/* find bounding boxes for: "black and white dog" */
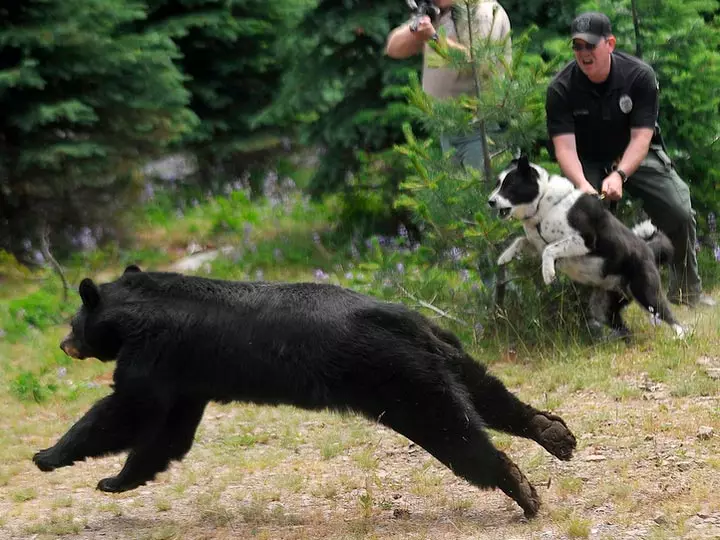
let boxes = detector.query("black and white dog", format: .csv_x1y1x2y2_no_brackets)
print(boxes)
488,156,684,339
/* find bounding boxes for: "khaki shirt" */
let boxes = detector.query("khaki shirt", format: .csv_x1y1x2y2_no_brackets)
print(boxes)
422,1,512,100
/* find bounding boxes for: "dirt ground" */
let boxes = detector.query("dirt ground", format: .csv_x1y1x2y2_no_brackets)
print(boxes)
1,380,718,540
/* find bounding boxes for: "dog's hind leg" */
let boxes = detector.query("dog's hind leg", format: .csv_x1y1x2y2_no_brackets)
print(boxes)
604,290,632,340
375,373,541,518
443,354,576,461
628,267,685,338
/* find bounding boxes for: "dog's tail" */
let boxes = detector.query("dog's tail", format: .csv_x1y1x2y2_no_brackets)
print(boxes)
633,220,674,266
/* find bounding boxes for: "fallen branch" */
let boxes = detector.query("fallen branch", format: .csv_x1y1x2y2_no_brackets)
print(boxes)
39,224,69,302
399,286,469,326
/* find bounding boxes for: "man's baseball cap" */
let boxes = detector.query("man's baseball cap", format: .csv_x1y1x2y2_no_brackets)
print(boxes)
571,12,612,44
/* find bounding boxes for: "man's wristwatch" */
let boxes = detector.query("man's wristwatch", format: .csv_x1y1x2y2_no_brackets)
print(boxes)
613,167,628,183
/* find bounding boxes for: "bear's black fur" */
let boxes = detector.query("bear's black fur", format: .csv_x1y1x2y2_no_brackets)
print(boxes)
33,266,577,518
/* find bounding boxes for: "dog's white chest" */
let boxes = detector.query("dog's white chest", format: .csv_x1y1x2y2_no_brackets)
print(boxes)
523,198,580,250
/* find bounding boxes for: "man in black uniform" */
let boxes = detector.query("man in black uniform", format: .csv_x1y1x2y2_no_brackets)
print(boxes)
545,11,714,307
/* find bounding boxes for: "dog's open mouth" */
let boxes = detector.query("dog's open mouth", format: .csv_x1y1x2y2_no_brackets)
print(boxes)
498,208,512,219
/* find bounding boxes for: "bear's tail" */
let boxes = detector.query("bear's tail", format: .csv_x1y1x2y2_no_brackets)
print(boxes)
633,220,674,266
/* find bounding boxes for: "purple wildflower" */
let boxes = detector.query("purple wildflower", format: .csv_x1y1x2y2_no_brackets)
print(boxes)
314,269,330,281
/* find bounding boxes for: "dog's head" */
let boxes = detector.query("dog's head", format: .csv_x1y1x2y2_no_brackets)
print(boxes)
488,156,549,220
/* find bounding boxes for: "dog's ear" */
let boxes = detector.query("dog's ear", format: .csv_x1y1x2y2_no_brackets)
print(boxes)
79,279,101,311
123,264,142,275
517,155,531,173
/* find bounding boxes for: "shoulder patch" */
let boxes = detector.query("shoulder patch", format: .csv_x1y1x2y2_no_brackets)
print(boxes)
619,94,633,114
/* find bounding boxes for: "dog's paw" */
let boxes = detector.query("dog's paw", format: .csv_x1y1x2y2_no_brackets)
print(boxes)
529,412,576,461
672,324,687,340
497,249,515,266
33,448,65,472
541,260,556,285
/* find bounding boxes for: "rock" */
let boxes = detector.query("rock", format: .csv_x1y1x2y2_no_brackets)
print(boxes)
171,246,234,272
584,454,607,462
697,426,714,440
696,356,720,379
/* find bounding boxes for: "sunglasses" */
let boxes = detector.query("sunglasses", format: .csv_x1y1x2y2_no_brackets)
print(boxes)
572,41,598,52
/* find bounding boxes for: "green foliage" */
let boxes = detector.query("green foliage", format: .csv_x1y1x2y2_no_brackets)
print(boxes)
207,191,260,235
0,0,196,260
9,371,57,403
4,286,68,342
501,0,584,47
262,0,423,207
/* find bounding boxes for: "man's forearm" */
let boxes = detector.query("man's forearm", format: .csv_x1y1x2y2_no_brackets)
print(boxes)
555,143,591,190
385,25,425,58
615,129,653,178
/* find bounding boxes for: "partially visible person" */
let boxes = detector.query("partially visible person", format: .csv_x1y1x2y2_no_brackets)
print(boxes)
545,11,715,307
385,0,511,172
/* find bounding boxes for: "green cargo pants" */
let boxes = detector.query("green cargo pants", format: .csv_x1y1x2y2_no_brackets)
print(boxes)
440,131,486,172
582,146,702,302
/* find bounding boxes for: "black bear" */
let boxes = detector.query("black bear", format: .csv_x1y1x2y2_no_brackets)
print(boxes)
33,266,577,518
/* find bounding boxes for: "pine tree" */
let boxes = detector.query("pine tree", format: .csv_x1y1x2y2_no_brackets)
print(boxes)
0,0,194,261
393,2,584,339
140,0,310,190
262,0,422,200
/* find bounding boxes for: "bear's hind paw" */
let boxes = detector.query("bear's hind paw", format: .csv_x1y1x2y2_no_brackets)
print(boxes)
97,476,145,493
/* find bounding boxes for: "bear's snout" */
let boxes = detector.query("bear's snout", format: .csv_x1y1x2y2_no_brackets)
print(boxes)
60,336,83,359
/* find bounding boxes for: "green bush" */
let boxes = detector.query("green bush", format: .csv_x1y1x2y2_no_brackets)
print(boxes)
5,287,68,343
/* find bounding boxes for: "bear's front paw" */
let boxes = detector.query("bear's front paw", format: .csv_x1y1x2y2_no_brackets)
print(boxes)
97,476,145,493
529,412,577,461
33,448,66,472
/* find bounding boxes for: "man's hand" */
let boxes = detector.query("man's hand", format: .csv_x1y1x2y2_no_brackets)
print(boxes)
601,172,623,201
411,16,437,42
578,181,598,195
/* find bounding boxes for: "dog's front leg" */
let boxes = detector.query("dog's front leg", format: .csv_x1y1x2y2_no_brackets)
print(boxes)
498,237,529,266
541,236,590,285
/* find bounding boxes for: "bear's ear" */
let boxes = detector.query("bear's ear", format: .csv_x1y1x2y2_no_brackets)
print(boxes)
78,279,101,310
124,265,142,275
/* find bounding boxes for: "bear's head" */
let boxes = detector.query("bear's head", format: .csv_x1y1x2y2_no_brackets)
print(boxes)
60,265,142,361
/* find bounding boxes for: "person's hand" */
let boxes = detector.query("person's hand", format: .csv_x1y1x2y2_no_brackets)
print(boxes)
578,181,598,195
411,16,437,42
601,172,623,201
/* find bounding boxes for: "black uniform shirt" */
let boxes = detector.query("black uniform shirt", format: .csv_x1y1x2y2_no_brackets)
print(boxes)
546,51,661,164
